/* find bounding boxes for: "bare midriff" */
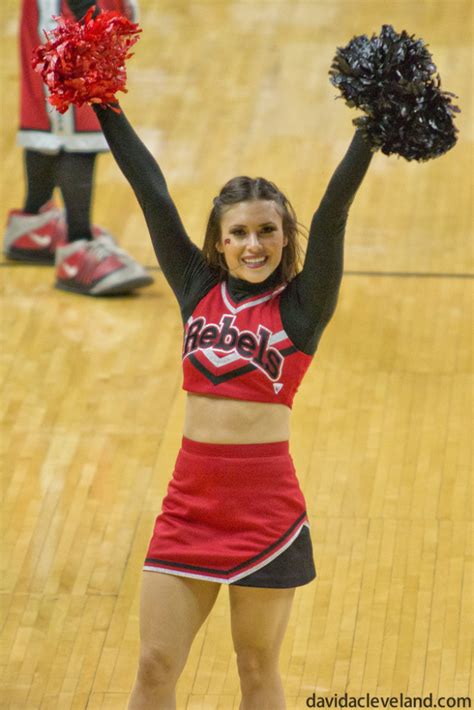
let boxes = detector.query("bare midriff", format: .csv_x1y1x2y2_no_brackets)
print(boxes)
183,393,290,444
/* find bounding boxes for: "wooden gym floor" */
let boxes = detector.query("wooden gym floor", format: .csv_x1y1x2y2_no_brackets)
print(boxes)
0,1,472,708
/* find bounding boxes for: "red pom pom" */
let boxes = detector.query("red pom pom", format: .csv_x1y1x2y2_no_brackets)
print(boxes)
32,7,141,114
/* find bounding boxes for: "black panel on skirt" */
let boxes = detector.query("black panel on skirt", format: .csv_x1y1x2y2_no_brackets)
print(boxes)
232,525,316,588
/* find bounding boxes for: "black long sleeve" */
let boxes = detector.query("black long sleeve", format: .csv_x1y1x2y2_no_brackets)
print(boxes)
281,131,373,353
94,106,217,309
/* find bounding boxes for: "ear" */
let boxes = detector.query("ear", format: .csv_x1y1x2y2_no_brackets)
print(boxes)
215,240,224,254
283,235,289,247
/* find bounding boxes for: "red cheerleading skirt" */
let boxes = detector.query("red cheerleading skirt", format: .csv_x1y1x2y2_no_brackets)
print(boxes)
144,438,316,587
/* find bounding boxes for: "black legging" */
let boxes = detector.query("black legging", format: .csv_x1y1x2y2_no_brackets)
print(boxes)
23,149,97,241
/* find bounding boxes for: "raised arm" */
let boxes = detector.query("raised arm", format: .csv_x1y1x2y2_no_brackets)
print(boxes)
93,106,210,301
65,0,214,307
282,130,373,353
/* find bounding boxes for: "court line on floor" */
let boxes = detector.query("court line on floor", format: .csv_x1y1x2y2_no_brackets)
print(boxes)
1,262,473,279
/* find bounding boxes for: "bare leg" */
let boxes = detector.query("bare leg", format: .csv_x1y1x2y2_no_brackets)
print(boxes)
229,585,295,710
128,572,220,710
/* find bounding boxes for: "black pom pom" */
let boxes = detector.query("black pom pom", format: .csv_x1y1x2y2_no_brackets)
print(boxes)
329,25,460,161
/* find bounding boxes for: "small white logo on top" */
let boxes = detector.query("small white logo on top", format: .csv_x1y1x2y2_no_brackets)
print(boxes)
63,263,79,278
30,233,51,247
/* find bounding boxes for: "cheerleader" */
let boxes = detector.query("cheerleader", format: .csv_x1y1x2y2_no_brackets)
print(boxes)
34,10,458,708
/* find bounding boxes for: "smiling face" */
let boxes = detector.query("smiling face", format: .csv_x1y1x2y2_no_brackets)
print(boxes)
216,200,288,283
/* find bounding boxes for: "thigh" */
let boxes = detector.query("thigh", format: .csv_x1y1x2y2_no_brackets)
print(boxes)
229,585,295,655
139,571,220,666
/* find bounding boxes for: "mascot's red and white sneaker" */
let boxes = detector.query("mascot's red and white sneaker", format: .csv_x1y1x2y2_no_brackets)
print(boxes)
55,234,154,296
4,202,66,264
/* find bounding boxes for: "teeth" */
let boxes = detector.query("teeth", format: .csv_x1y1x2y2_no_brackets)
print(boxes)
244,257,266,264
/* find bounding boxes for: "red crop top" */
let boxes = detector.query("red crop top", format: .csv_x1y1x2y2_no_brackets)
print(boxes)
182,281,313,408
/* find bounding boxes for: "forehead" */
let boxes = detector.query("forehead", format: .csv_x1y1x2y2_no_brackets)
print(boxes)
220,200,282,227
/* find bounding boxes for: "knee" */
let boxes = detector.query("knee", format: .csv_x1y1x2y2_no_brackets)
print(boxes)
136,644,179,689
235,646,278,689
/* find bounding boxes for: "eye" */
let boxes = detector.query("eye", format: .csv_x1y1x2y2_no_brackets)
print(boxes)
260,225,277,235
230,228,246,237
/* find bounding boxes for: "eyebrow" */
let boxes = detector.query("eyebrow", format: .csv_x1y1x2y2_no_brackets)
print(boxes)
228,222,277,229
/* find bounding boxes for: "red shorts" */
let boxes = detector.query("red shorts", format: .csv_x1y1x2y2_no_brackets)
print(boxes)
144,438,315,587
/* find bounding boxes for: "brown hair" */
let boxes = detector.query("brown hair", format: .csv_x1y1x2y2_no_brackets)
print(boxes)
201,176,306,282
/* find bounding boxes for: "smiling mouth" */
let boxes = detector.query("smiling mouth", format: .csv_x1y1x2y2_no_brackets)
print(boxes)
242,256,268,269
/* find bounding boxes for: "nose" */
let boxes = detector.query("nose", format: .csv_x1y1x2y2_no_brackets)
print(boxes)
246,232,262,249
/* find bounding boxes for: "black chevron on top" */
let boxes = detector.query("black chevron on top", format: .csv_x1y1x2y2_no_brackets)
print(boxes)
188,346,298,386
